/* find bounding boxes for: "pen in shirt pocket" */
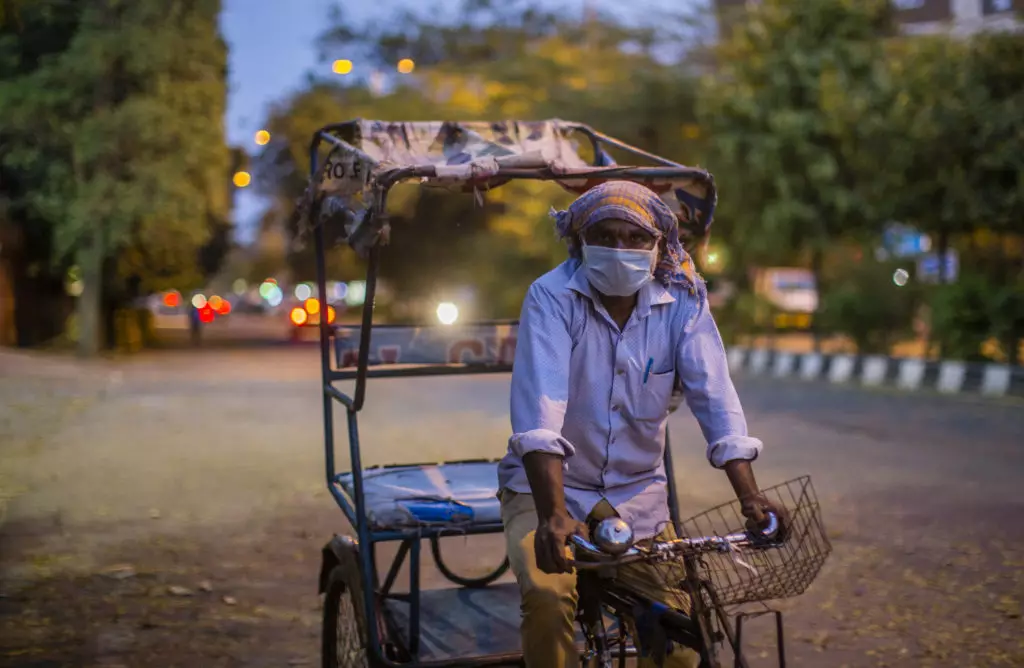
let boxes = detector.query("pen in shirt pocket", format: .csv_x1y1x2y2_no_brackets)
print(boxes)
642,357,654,384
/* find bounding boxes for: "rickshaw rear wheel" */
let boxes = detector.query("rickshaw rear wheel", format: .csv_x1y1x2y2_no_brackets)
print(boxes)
429,535,510,588
322,562,371,668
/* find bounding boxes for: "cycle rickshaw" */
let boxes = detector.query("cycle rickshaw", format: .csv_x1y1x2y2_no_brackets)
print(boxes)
300,119,831,667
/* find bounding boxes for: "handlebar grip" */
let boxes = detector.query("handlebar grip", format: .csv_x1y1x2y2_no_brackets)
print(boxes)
758,512,780,540
570,534,599,553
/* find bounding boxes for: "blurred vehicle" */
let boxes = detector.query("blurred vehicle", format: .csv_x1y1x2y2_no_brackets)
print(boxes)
753,267,817,330
287,297,338,341
386,286,476,325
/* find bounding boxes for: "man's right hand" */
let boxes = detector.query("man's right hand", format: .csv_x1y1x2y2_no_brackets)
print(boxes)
535,511,587,574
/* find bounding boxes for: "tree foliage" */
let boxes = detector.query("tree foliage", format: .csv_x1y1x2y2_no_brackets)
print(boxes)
698,0,896,269
0,0,232,349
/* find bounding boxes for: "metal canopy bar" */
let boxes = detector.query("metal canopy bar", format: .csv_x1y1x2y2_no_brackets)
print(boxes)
333,320,519,368
376,164,708,189
570,124,685,168
332,364,513,380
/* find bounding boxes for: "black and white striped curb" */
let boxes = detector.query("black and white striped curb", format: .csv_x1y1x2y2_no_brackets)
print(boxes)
726,347,1024,399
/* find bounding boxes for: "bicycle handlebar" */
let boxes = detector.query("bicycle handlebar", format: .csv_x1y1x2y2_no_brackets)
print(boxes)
569,512,782,570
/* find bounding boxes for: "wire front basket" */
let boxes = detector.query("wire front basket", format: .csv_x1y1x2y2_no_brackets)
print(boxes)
675,475,831,607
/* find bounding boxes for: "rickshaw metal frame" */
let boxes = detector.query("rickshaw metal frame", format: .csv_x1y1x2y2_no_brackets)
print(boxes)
310,120,717,667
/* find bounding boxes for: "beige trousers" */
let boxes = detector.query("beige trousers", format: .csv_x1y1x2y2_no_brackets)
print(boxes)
500,490,700,668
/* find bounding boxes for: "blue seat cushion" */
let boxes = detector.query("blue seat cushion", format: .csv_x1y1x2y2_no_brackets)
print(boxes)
336,460,503,530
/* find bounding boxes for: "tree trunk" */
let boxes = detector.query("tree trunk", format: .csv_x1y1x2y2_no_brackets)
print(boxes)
76,0,117,357
936,229,950,285
0,222,17,346
76,228,103,357
810,246,824,353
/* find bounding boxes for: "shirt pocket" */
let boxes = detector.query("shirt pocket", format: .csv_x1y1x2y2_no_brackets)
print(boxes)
636,369,675,421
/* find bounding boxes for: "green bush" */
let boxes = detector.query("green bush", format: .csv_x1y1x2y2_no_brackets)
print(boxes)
713,290,775,346
930,272,1024,363
817,255,922,354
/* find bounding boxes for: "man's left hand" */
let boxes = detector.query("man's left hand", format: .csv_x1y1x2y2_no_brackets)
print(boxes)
740,494,789,541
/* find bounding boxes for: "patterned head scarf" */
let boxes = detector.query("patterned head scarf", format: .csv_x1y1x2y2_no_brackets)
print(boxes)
553,180,703,294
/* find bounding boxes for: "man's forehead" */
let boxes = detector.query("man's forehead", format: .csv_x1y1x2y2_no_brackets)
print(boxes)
587,218,655,235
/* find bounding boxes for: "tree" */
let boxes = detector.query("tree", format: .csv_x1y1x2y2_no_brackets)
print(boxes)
880,35,980,285
697,0,897,347
0,0,84,346
967,31,1024,363
0,0,231,353
878,31,1024,361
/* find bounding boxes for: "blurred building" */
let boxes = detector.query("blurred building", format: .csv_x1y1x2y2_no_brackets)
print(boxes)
715,0,1023,37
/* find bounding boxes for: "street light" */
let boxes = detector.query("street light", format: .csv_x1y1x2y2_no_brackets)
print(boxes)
436,302,459,325
397,58,415,74
332,59,353,75
255,130,271,146
232,171,251,188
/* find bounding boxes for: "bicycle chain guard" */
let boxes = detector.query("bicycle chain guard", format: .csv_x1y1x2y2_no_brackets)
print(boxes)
632,603,672,666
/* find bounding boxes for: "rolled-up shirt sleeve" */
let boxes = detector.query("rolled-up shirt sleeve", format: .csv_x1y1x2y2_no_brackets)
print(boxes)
508,283,576,461
675,292,763,468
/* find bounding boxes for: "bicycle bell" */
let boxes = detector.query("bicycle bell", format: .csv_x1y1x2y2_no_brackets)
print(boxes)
593,517,634,555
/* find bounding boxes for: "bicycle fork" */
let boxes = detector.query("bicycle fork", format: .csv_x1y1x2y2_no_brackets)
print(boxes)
577,571,612,668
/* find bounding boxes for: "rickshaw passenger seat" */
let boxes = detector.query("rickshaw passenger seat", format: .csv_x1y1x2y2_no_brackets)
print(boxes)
335,460,502,530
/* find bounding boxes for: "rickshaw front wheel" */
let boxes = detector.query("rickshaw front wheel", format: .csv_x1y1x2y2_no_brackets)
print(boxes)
322,562,370,668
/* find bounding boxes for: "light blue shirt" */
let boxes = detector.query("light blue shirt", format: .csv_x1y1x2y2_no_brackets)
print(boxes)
498,259,763,540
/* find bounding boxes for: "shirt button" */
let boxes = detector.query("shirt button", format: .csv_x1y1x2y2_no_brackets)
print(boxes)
611,405,620,412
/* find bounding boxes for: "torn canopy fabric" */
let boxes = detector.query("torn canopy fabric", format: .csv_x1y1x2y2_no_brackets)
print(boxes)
299,119,717,254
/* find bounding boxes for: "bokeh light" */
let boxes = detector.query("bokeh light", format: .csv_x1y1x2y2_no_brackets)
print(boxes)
258,281,275,299
304,297,320,315
232,278,247,295
191,293,207,309
327,306,337,324
397,58,415,74
162,291,180,308
208,295,224,311
254,130,271,146
345,281,367,307
332,59,353,75
266,286,283,307
65,265,83,297
295,283,312,301
893,268,910,287
216,300,231,316
198,305,215,323
289,307,308,326
232,171,251,188
436,302,459,325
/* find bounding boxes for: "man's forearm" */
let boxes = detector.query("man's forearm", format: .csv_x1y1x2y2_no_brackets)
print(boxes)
522,452,567,520
723,459,761,502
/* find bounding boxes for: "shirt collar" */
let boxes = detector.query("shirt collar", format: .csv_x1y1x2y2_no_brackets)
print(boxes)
566,261,675,319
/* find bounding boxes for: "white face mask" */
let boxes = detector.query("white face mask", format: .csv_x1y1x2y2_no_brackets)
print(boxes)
581,244,658,296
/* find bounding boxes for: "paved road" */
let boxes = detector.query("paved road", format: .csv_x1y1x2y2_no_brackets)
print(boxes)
1,347,1021,667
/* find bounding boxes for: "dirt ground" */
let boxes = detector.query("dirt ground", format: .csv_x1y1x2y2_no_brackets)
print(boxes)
1,345,1022,667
